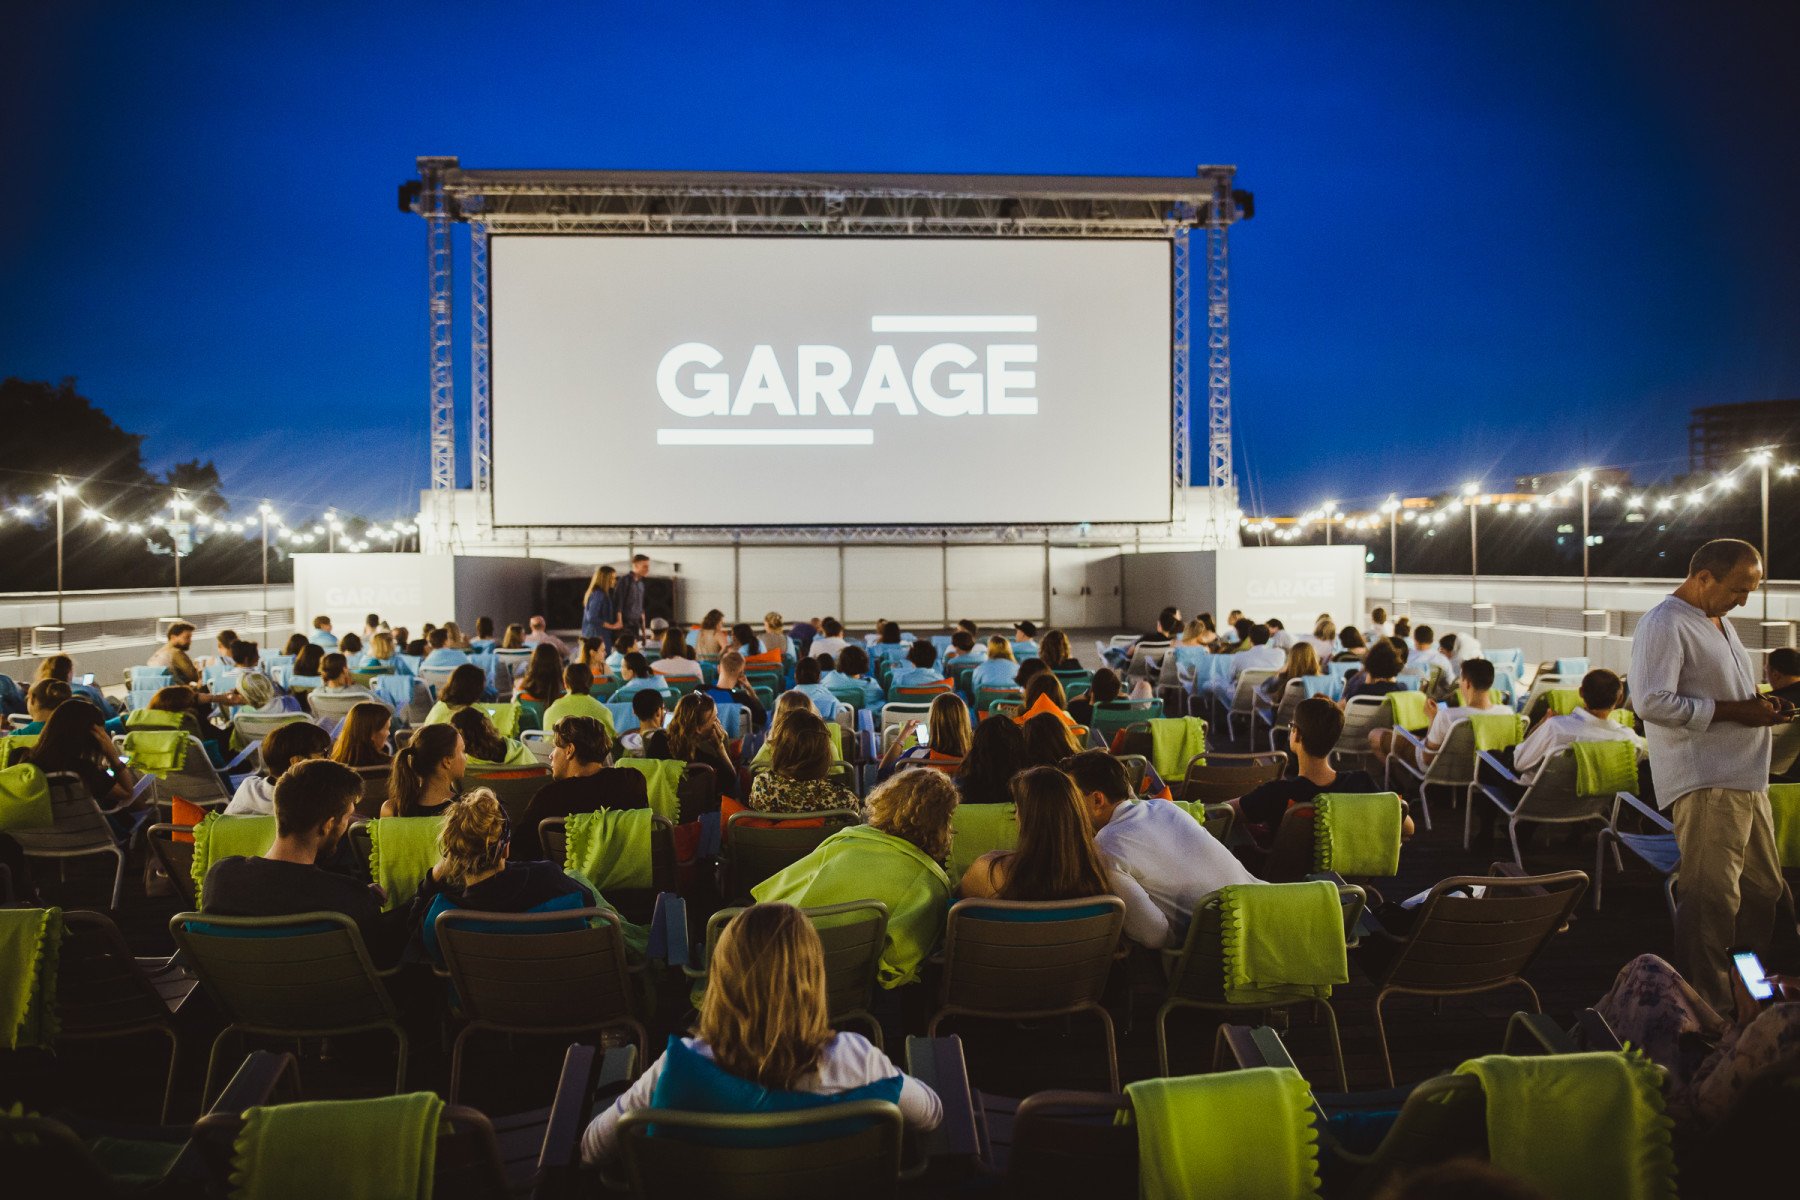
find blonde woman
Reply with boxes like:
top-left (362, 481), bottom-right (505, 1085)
top-left (747, 709), bottom-right (853, 813)
top-left (499, 623), bottom-right (526, 650)
top-left (415, 787), bottom-right (596, 962)
top-left (441, 620), bottom-right (468, 650)
top-left (580, 903), bottom-right (941, 1164)
top-left (1258, 641), bottom-right (1323, 707)
top-left (761, 611), bottom-right (791, 659)
top-left (364, 630), bottom-right (398, 671)
top-left (879, 691), bottom-right (971, 776)
top-left (1181, 615), bottom-right (1218, 647)
top-left (969, 637), bottom-right (1019, 691)
top-left (581, 566), bottom-right (622, 649)
top-left (753, 769), bottom-right (960, 987)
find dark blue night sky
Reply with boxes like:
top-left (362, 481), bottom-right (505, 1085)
top-left (5, 2), bottom-right (1796, 520)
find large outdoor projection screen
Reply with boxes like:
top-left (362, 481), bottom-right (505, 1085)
top-left (490, 236), bottom-right (1172, 526)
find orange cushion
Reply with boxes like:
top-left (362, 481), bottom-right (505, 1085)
top-left (170, 795), bottom-right (206, 843)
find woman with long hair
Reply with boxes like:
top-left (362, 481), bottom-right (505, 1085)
top-left (26, 699), bottom-right (140, 808)
top-left (1038, 629), bottom-right (1078, 671)
top-left (761, 611), bottom-right (791, 659)
top-left (879, 691), bottom-right (971, 776)
top-left (330, 701), bottom-right (393, 769)
top-left (1067, 667), bottom-right (1121, 728)
top-left (580, 903), bottom-right (942, 1165)
top-left (578, 637), bottom-right (612, 683)
top-left (318, 653), bottom-right (370, 696)
top-left (960, 765), bottom-right (1115, 901)
top-left (449, 706), bottom-right (534, 768)
top-left (516, 643), bottom-right (566, 704)
top-left (499, 623), bottom-right (526, 650)
top-left (291, 643), bottom-right (324, 679)
top-left (1181, 615), bottom-right (1218, 647)
top-left (1330, 625), bottom-right (1366, 664)
top-left (1014, 673), bottom-right (1075, 728)
top-left (969, 637), bottom-right (1019, 691)
top-left (423, 663), bottom-right (489, 725)
top-left (1020, 711), bottom-right (1083, 767)
top-left (748, 709), bottom-right (852, 812)
top-left (442, 621), bottom-right (468, 650)
top-left (694, 609), bottom-right (728, 657)
top-left (651, 627), bottom-right (701, 678)
top-left (383, 723), bottom-right (466, 817)
top-left (665, 691), bottom-right (740, 798)
top-left (364, 630), bottom-right (398, 671)
top-left (954, 714), bottom-right (1031, 805)
top-left (281, 633), bottom-right (309, 658)
top-left (1259, 641), bottom-right (1322, 706)
top-left (581, 566), bottom-right (622, 648)
top-left (38, 653), bottom-right (112, 712)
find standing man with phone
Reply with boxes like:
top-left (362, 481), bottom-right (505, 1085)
top-left (618, 554), bottom-right (652, 639)
top-left (1632, 538), bottom-right (1794, 1010)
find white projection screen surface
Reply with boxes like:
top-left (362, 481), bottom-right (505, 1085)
top-left (489, 236), bottom-right (1172, 527)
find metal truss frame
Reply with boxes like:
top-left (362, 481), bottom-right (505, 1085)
top-left (407, 159), bottom-right (1245, 542)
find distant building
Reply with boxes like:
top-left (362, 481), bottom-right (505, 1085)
top-left (1689, 399), bottom-right (1800, 472)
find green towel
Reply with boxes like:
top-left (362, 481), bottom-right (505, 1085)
top-left (542, 692), bottom-right (616, 735)
top-left (0, 907), bottom-right (62, 1050)
top-left (230, 1091), bottom-right (445, 1200)
top-left (1215, 880), bottom-right (1347, 1005)
top-left (1124, 1067), bottom-right (1320, 1200)
top-left (1545, 689), bottom-right (1582, 716)
top-left (565, 808), bottom-right (655, 892)
top-left (753, 825), bottom-right (951, 988)
top-left (1313, 792), bottom-right (1403, 876)
top-left (123, 729), bottom-right (188, 777)
top-left (466, 739), bottom-right (537, 771)
top-left (947, 802), bottom-right (1019, 879)
top-left (1469, 711), bottom-right (1526, 752)
top-left (0, 763), bottom-right (53, 832)
top-left (125, 708), bottom-right (187, 730)
top-left (192, 813), bottom-right (278, 905)
top-left (475, 702), bottom-right (520, 738)
top-left (1572, 739), bottom-right (1638, 796)
top-left (1169, 800), bottom-right (1233, 842)
top-left (1767, 784), bottom-right (1800, 870)
top-left (617, 757), bottom-right (685, 823)
top-left (1610, 709), bottom-right (1637, 728)
top-left (1455, 1052), bottom-right (1674, 1200)
top-left (1384, 690), bottom-right (1430, 732)
top-left (1, 733), bottom-right (41, 767)
top-left (1147, 717), bottom-right (1207, 781)
top-left (366, 816), bottom-right (448, 912)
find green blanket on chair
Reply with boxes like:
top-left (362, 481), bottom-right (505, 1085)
top-left (124, 708), bottom-right (187, 730)
top-left (1384, 690), bottom-right (1430, 732)
top-left (618, 758), bottom-right (685, 823)
top-left (565, 808), bottom-right (654, 892)
top-left (123, 729), bottom-right (187, 776)
top-left (0, 906), bottom-right (63, 1050)
top-left (1216, 880), bottom-right (1347, 1005)
top-left (1455, 1052), bottom-right (1674, 1200)
top-left (1573, 739), bottom-right (1638, 797)
top-left (475, 702), bottom-right (520, 738)
top-left (1313, 792), bottom-right (1403, 876)
top-left (191, 813), bottom-right (278, 905)
top-left (1123, 1066), bottom-right (1320, 1200)
top-left (231, 1091), bottom-right (446, 1200)
top-left (0, 763), bottom-right (52, 832)
top-left (1147, 717), bottom-right (1206, 781)
top-left (366, 816), bottom-right (448, 912)
top-left (1545, 689), bottom-right (1582, 716)
top-left (946, 802), bottom-right (1019, 879)
top-left (1768, 783), bottom-right (1800, 870)
top-left (1469, 711), bottom-right (1526, 752)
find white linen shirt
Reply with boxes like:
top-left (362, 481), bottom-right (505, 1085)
top-left (1095, 798), bottom-right (1258, 949)
top-left (1629, 594), bottom-right (1769, 806)
top-left (1513, 708), bottom-right (1646, 775)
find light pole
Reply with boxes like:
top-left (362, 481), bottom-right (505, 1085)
top-left (326, 511), bottom-right (340, 555)
top-left (259, 503), bottom-right (272, 614)
top-left (1322, 501), bottom-right (1336, 547)
top-left (1752, 450), bottom-right (1772, 621)
top-left (1383, 496), bottom-right (1401, 613)
top-left (168, 491), bottom-right (189, 618)
top-left (1578, 470), bottom-right (1593, 613)
top-left (1463, 482), bottom-right (1482, 607)
top-left (51, 477), bottom-right (70, 626)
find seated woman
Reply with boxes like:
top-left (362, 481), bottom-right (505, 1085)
top-left (662, 691), bottom-right (741, 800)
top-left (1180, 615), bottom-right (1218, 648)
top-left (651, 627), bottom-right (703, 679)
top-left (516, 716), bottom-right (648, 859)
top-left (761, 611), bottom-right (792, 659)
top-left (1067, 667), bottom-right (1121, 728)
top-left (423, 663), bottom-right (490, 725)
top-left (1590, 952), bottom-right (1800, 1126)
top-left (954, 715), bottom-right (1032, 805)
top-left (316, 653), bottom-right (372, 699)
top-left (734, 622), bottom-right (783, 670)
top-left (879, 691), bottom-right (971, 776)
top-left (329, 701), bottom-right (393, 770)
top-left (24, 699), bottom-right (143, 810)
top-left (543, 663), bottom-right (613, 729)
top-left (1342, 638), bottom-right (1405, 701)
top-left (361, 630), bottom-right (400, 672)
top-left (514, 644), bottom-right (566, 705)
top-left (1329, 625), bottom-right (1367, 664)
top-left (820, 644), bottom-right (884, 711)
top-left (960, 764), bottom-right (1119, 901)
top-left (694, 609), bottom-right (728, 658)
top-left (16, 679), bottom-right (72, 734)
top-left (235, 672), bottom-right (300, 717)
top-left (1013, 673), bottom-right (1076, 728)
top-left (36, 653), bottom-right (115, 714)
top-left (290, 643), bottom-right (325, 682)
top-left (1038, 629), bottom-right (1081, 671)
top-left (449, 706), bottom-right (537, 769)
top-left (411, 786), bottom-right (597, 962)
top-left (337, 633), bottom-right (364, 665)
top-left (578, 637), bottom-right (614, 684)
top-left (227, 720), bottom-right (333, 815)
top-left (613, 652), bottom-right (673, 699)
top-left (748, 709), bottom-right (855, 813)
top-left (382, 723), bottom-right (467, 818)
top-left (499, 623), bottom-right (526, 651)
top-left (752, 771), bottom-right (961, 989)
top-left (580, 903), bottom-right (942, 1165)
top-left (470, 616), bottom-right (497, 652)
top-left (969, 637), bottom-right (1019, 692)
top-left (281, 632), bottom-right (310, 658)
top-left (1257, 642), bottom-right (1323, 707)
top-left (1020, 710), bottom-right (1084, 767)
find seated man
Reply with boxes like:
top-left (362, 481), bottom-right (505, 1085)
top-left (515, 716), bottom-right (648, 859)
top-left (1203, 622), bottom-right (1283, 708)
top-left (1237, 696), bottom-right (1407, 838)
top-left (887, 638), bottom-right (946, 692)
top-left (1105, 606), bottom-right (1181, 670)
top-left (523, 615), bottom-right (570, 657)
top-left (148, 621), bottom-right (203, 686)
top-left (1066, 750), bottom-right (1257, 949)
top-left (1766, 647), bottom-right (1800, 708)
top-left (1011, 620), bottom-right (1041, 660)
top-left (808, 617), bottom-right (851, 661)
top-left (1514, 667), bottom-right (1646, 774)
top-left (200, 758), bottom-right (399, 964)
top-left (702, 651), bottom-right (768, 732)
top-left (943, 629), bottom-right (985, 670)
top-left (822, 644), bottom-right (885, 712)
top-left (1372, 657), bottom-right (1498, 769)
top-left (420, 627), bottom-right (471, 670)
top-left (1265, 617), bottom-right (1293, 651)
top-left (1406, 624), bottom-right (1453, 686)
top-left (788, 657), bottom-right (843, 718)
top-left (618, 688), bottom-right (669, 756)
top-left (308, 615), bottom-right (339, 650)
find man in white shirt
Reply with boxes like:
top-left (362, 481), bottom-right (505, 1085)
top-left (1266, 618), bottom-right (1295, 652)
top-left (808, 617), bottom-right (852, 662)
top-left (1067, 751), bottom-right (1258, 949)
top-left (308, 615), bottom-right (339, 650)
top-left (523, 616), bottom-right (569, 657)
top-left (1630, 538), bottom-right (1791, 1010)
top-left (1203, 623), bottom-right (1283, 708)
top-left (1372, 657), bottom-right (1498, 769)
top-left (1362, 607), bottom-right (1393, 645)
top-left (1513, 668), bottom-right (1646, 774)
top-left (1406, 625), bottom-right (1453, 686)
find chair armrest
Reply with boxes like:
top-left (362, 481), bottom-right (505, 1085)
top-left (166, 1051), bottom-right (301, 1188)
top-left (1477, 749), bottom-right (1521, 784)
top-left (1575, 1008), bottom-right (1624, 1052)
top-left (532, 1042), bottom-right (612, 1198)
top-left (222, 742), bottom-right (262, 775)
top-left (1392, 726), bottom-right (1426, 752)
top-left (905, 1034), bottom-right (980, 1162)
top-left (1212, 1023), bottom-right (1298, 1071)
top-left (1503, 1011), bottom-right (1576, 1056)
top-left (1610, 790), bottom-right (1672, 831)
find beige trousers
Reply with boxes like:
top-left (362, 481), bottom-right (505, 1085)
top-left (1671, 787), bottom-right (1787, 1010)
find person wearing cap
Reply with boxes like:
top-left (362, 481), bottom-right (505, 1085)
top-left (1012, 621), bottom-right (1040, 659)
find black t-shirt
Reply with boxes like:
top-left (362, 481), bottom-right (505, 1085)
top-left (413, 859), bottom-right (594, 917)
top-left (1343, 678), bottom-right (1402, 702)
top-left (1238, 769), bottom-right (1379, 830)
top-left (515, 769), bottom-right (649, 860)
top-left (201, 854), bottom-right (398, 965)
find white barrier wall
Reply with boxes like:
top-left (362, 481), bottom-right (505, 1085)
top-left (1120, 546), bottom-right (1367, 634)
top-left (292, 554), bottom-right (544, 636)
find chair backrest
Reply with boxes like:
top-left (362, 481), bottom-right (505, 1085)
top-left (8, 771), bottom-right (113, 852)
top-left (939, 897), bottom-right (1125, 1017)
top-left (1090, 700), bottom-right (1160, 741)
top-left (1007, 1090), bottom-right (1137, 1200)
top-left (310, 691), bottom-right (385, 722)
top-left (355, 767), bottom-right (392, 819)
top-left (170, 910), bottom-right (397, 1033)
top-left (233, 712), bottom-right (313, 745)
top-left (472, 767), bottom-right (553, 826)
top-left (879, 702), bottom-right (933, 734)
top-left (1259, 803), bottom-right (1320, 883)
top-left (435, 907), bottom-right (637, 1032)
top-left (539, 814), bottom-right (678, 894)
top-left (1513, 748), bottom-right (1617, 823)
top-left (615, 1102), bottom-right (903, 1200)
top-left (148, 738), bottom-right (232, 809)
top-left (1272, 677), bottom-right (1307, 725)
top-left (1418, 717), bottom-right (1479, 785)
top-left (1377, 871), bottom-right (1588, 993)
top-left (146, 822), bottom-right (198, 907)
top-left (1231, 670), bottom-right (1277, 713)
top-left (1166, 885), bottom-right (1361, 1004)
top-left (56, 909), bottom-right (172, 1036)
top-left (722, 810), bottom-right (862, 901)
top-left (1772, 721), bottom-right (1800, 777)
top-left (1178, 753), bottom-right (1285, 804)
top-left (1332, 696), bottom-right (1389, 759)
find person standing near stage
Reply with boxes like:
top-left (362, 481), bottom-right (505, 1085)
top-left (581, 565), bottom-right (622, 651)
top-left (618, 554), bottom-right (651, 638)
top-left (1631, 538), bottom-right (1795, 1010)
